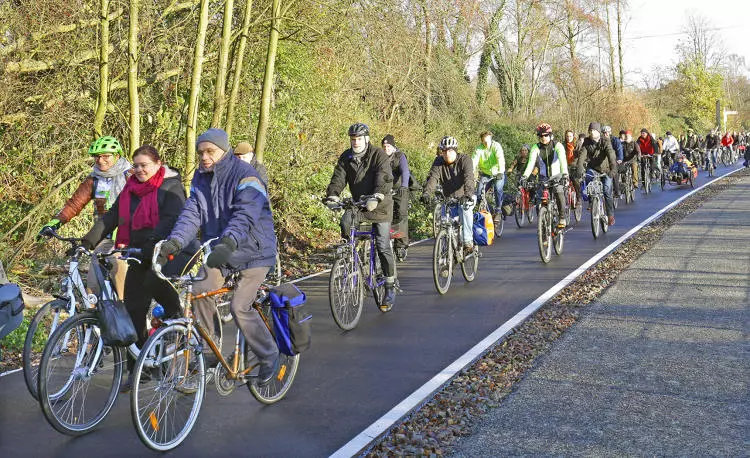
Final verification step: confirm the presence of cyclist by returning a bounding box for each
[234,141,269,187]
[421,136,475,254]
[705,129,719,170]
[662,131,680,168]
[508,144,536,177]
[522,123,568,228]
[638,128,661,177]
[472,131,506,225]
[82,145,188,392]
[564,130,577,165]
[324,123,396,310]
[156,128,281,387]
[721,131,734,160]
[603,126,623,162]
[577,122,617,226]
[382,134,411,262]
[620,130,641,189]
[39,136,132,299]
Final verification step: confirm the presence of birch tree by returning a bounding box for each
[185,0,211,183]
[128,0,140,151]
[93,0,111,137]
[212,0,235,128]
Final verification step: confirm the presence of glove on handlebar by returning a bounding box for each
[38,219,61,239]
[156,238,182,267]
[206,236,237,268]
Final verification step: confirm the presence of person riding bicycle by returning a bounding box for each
[721,131,735,158]
[522,123,569,228]
[421,136,476,254]
[233,141,269,187]
[324,123,397,310]
[603,126,623,163]
[577,122,617,226]
[382,134,411,263]
[82,145,189,393]
[620,130,641,189]
[156,128,281,387]
[705,129,719,169]
[662,131,680,167]
[472,131,506,224]
[637,128,661,177]
[39,136,132,299]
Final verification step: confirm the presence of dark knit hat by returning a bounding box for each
[196,128,230,152]
[382,134,396,147]
[640,128,649,134]
[588,122,601,133]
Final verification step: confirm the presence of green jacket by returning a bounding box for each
[472,140,505,177]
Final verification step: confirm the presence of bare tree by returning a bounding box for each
[255,0,282,162]
[128,0,141,151]
[616,0,624,90]
[676,13,725,69]
[93,0,111,137]
[212,0,235,128]
[226,0,255,136]
[185,0,211,183]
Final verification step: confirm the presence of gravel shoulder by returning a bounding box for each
[367,170,750,457]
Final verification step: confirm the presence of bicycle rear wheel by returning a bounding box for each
[537,206,552,263]
[24,299,70,400]
[461,246,479,282]
[328,249,363,331]
[514,193,526,227]
[432,229,452,295]
[131,323,205,451]
[38,311,123,436]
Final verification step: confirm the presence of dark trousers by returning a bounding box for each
[341,210,396,278]
[392,189,409,250]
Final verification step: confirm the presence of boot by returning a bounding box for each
[380,279,396,312]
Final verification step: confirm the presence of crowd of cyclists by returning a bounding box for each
[32,121,747,395]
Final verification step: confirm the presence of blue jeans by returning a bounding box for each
[449,203,475,246]
[585,170,614,216]
[476,173,505,214]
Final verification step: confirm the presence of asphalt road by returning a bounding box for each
[0,164,740,458]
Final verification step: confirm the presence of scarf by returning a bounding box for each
[115,166,166,247]
[91,157,132,209]
[565,141,575,164]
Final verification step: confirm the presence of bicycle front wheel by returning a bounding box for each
[38,311,123,436]
[537,206,552,263]
[514,193,525,227]
[433,229,453,295]
[131,323,205,452]
[432,203,441,237]
[329,250,363,331]
[590,196,601,239]
[24,299,70,400]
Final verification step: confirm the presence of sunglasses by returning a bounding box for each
[538,133,550,138]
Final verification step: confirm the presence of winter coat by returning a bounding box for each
[525,141,568,178]
[423,153,475,199]
[326,143,394,223]
[249,156,269,188]
[84,166,185,263]
[577,137,617,176]
[56,170,133,224]
[622,141,641,163]
[169,152,277,270]
[610,136,624,161]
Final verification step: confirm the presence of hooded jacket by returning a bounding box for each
[525,141,568,178]
[326,142,394,223]
[622,140,641,163]
[423,153,475,199]
[84,166,185,261]
[169,152,277,270]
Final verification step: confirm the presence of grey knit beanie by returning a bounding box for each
[196,128,230,152]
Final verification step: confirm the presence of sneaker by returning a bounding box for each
[608,215,615,226]
[395,247,407,263]
[255,355,280,388]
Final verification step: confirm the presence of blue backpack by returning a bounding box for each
[268,283,311,356]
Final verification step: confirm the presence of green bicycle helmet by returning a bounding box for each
[88,136,123,156]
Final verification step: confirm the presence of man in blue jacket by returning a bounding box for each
[157,128,280,386]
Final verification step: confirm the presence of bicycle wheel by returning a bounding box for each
[689,172,694,188]
[659,170,665,191]
[537,206,552,263]
[461,246,479,282]
[494,213,504,238]
[573,188,583,223]
[328,249,363,331]
[249,303,300,404]
[601,199,610,234]
[38,311,123,436]
[643,165,651,194]
[23,299,70,400]
[590,196,601,239]
[514,193,526,227]
[527,202,537,224]
[432,203,441,237]
[432,229,452,295]
[369,241,387,310]
[131,323,205,451]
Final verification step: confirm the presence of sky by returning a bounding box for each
[623,0,750,86]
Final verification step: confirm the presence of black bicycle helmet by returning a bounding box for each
[348,123,370,137]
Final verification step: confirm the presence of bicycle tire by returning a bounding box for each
[515,193,526,228]
[689,172,694,188]
[591,196,601,239]
[131,323,205,451]
[527,202,537,224]
[494,214,504,238]
[328,250,363,331]
[553,207,564,256]
[368,240,386,310]
[537,206,552,263]
[660,170,665,191]
[432,229,452,295]
[38,311,123,436]
[432,203,441,238]
[460,246,479,282]
[23,299,69,400]
[601,198,610,234]
[573,189,583,222]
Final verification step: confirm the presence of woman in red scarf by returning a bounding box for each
[84,145,189,392]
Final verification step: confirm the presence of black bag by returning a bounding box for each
[268,283,311,356]
[0,283,25,340]
[97,299,137,347]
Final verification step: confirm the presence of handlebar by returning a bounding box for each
[152,238,216,282]
[325,195,377,211]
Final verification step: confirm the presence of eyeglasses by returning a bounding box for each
[132,162,156,170]
[93,154,114,160]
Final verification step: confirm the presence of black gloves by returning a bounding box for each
[206,236,237,268]
[421,193,432,205]
[156,239,182,266]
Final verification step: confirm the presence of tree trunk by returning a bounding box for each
[605,0,616,89]
[422,1,432,134]
[128,0,140,152]
[185,0,210,185]
[476,4,505,106]
[617,0,624,91]
[254,0,282,163]
[212,0,234,128]
[226,0,254,136]
[93,0,111,137]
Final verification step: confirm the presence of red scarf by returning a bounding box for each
[115,166,166,247]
